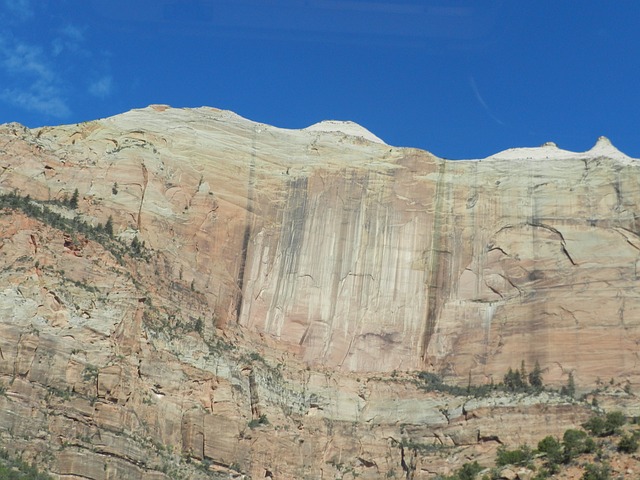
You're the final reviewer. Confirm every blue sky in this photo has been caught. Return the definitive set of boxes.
[0,1,638,159]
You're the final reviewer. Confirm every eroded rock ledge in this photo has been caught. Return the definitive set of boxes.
[0,107,637,478]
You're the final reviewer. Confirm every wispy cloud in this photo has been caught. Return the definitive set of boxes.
[1,84,71,117]
[469,76,504,126]
[89,75,113,98]
[3,42,53,79]
[60,24,84,42]
[0,9,114,120]
[52,24,86,56]
[0,36,70,117]
[4,0,33,20]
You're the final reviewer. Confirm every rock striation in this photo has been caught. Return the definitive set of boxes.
[0,106,638,478]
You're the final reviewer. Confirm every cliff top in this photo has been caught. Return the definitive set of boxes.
[487,136,633,163]
[303,120,387,145]
[21,105,635,164]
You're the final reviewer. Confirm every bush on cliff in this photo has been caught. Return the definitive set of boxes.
[581,462,611,480]
[496,444,534,468]
[583,411,626,437]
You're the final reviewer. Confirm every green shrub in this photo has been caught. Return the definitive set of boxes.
[581,462,610,480]
[436,461,483,480]
[582,416,606,436]
[456,461,483,480]
[604,411,625,433]
[496,444,533,467]
[562,429,594,462]
[531,467,553,480]
[537,435,563,470]
[617,433,638,453]
[583,411,626,437]
[248,414,269,429]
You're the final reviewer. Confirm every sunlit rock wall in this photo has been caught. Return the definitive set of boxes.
[3,106,639,387]
[241,139,640,386]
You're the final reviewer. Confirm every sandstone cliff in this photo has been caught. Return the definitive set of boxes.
[0,106,637,479]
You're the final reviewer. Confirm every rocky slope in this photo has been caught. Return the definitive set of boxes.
[0,106,638,479]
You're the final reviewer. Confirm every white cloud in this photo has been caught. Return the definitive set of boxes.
[0,36,70,117]
[89,76,113,98]
[0,13,112,119]
[1,83,70,118]
[3,42,53,80]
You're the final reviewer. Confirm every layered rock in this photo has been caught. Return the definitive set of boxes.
[0,106,638,478]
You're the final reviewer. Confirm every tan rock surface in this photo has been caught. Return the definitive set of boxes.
[0,106,638,478]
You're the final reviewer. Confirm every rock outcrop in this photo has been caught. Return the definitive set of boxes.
[0,106,638,478]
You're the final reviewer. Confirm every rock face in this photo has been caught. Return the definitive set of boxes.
[0,106,638,478]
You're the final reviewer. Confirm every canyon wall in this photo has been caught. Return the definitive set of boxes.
[0,106,638,478]
[4,105,640,385]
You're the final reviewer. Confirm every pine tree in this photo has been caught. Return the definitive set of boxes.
[105,216,114,236]
[561,372,576,398]
[567,372,576,397]
[520,360,528,388]
[528,360,543,389]
[70,188,79,209]
[131,236,141,255]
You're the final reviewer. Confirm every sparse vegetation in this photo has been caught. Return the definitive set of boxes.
[82,364,99,382]
[503,360,546,394]
[417,359,548,398]
[397,439,442,453]
[0,447,53,479]
[417,371,494,397]
[248,414,269,429]
[2,187,639,480]
[45,386,72,401]
[582,411,626,437]
[617,432,638,453]
[478,410,640,480]
[0,190,150,263]
[495,444,534,468]
[581,462,611,480]
[437,461,483,480]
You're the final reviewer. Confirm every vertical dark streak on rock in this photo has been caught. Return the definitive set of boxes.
[613,171,623,211]
[137,162,148,231]
[268,176,308,333]
[235,128,257,321]
[421,161,449,364]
